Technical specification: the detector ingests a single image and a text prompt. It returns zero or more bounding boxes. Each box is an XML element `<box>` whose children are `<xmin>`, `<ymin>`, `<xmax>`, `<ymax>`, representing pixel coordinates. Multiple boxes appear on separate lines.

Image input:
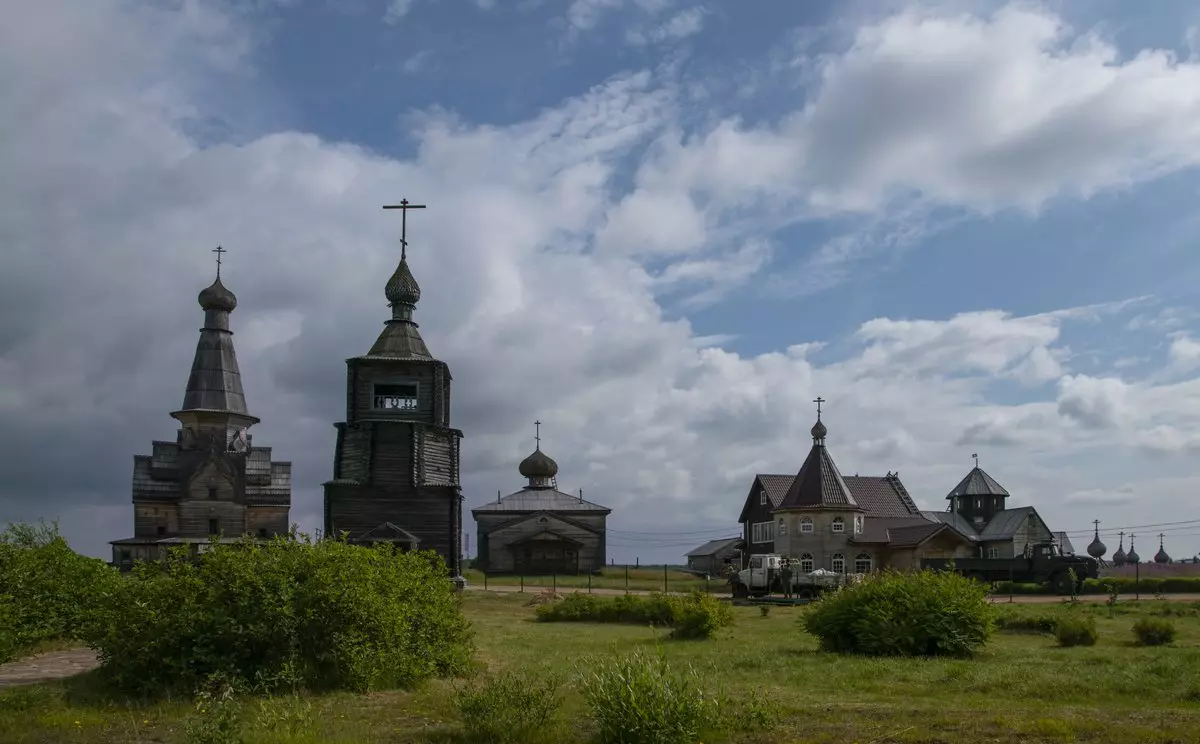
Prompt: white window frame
<box><xmin>854</xmin><ymin>553</ymin><xmax>872</xmax><ymax>573</ymax></box>
<box><xmin>751</xmin><ymin>521</ymin><xmax>775</xmax><ymax>544</ymax></box>
<box><xmin>759</xmin><ymin>489</ymin><xmax>767</xmax><ymax>505</ymax></box>
<box><xmin>800</xmin><ymin>516</ymin><xmax>814</xmax><ymax>533</ymax></box>
<box><xmin>372</xmin><ymin>382</ymin><xmax>419</xmax><ymax>411</ymax></box>
<box><xmin>987</xmin><ymin>547</ymin><xmax>1001</xmax><ymax>559</ymax></box>
<box><xmin>777</xmin><ymin>518</ymin><xmax>787</xmax><ymax>536</ymax></box>
<box><xmin>831</xmin><ymin>553</ymin><xmax>845</xmax><ymax>573</ymax></box>
<box><xmin>798</xmin><ymin>553</ymin><xmax>814</xmax><ymax>573</ymax></box>
<box><xmin>854</xmin><ymin>515</ymin><xmax>864</xmax><ymax>534</ymax></box>
<box><xmin>831</xmin><ymin>516</ymin><xmax>845</xmax><ymax>534</ymax></box>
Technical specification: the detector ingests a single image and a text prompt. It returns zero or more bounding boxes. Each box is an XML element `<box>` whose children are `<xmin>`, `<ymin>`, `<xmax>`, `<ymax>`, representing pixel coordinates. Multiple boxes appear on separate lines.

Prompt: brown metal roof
<box><xmin>775</xmin><ymin>443</ymin><xmax>861</xmax><ymax>512</ymax></box>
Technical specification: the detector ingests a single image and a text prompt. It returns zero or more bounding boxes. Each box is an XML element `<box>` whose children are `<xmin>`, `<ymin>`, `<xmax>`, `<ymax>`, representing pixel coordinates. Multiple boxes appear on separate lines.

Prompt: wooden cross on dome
<box><xmin>382</xmin><ymin>198</ymin><xmax>426</xmax><ymax>260</ymax></box>
<box><xmin>534</xmin><ymin>420</ymin><xmax>542</xmax><ymax>449</ymax></box>
<box><xmin>212</xmin><ymin>245</ymin><xmax>226</xmax><ymax>279</ymax></box>
<box><xmin>813</xmin><ymin>396</ymin><xmax>825</xmax><ymax>420</ymax></box>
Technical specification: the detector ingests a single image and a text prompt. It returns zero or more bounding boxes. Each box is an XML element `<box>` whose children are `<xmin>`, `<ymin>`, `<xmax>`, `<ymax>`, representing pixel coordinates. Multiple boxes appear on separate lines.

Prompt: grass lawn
<box><xmin>2</xmin><ymin>594</ymin><xmax>1199</xmax><ymax>743</ymax></box>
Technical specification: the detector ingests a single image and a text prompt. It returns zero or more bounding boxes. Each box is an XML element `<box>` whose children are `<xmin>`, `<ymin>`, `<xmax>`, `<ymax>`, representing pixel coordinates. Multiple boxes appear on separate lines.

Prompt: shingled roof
<box><xmin>775</xmin><ymin>442</ymin><xmax>860</xmax><ymax>511</ymax></box>
<box><xmin>946</xmin><ymin>466</ymin><xmax>1010</xmax><ymax>500</ymax></box>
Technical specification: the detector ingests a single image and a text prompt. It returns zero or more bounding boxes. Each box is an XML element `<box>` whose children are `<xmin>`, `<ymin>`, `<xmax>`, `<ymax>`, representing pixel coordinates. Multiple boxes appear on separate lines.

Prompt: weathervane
<box><xmin>382</xmin><ymin>198</ymin><xmax>427</xmax><ymax>260</ymax></box>
<box><xmin>212</xmin><ymin>245</ymin><xmax>226</xmax><ymax>279</ymax></box>
<box><xmin>972</xmin><ymin>453</ymin><xmax>979</xmax><ymax>468</ymax></box>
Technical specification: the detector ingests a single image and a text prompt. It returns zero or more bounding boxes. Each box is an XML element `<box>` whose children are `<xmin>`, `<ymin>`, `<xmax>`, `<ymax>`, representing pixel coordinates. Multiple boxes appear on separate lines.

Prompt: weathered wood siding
<box><xmin>245</xmin><ymin>506</ymin><xmax>289</xmax><ymax>536</ymax></box>
<box><xmin>371</xmin><ymin>424</ymin><xmax>413</xmax><ymax>487</ymax></box>
<box><xmin>323</xmin><ymin>483</ymin><xmax>458</xmax><ymax>567</ymax></box>
<box><xmin>421</xmin><ymin>430</ymin><xmax>455</xmax><ymax>485</ymax></box>
<box><xmin>178</xmin><ymin>498</ymin><xmax>247</xmax><ymax>536</ymax></box>
<box><xmin>351</xmin><ymin>361</ymin><xmax>437</xmax><ymax>422</ymax></box>
<box><xmin>482</xmin><ymin>513</ymin><xmax>604</xmax><ymax>574</ymax></box>
<box><xmin>134</xmin><ymin>504</ymin><xmax>179</xmax><ymax>536</ymax></box>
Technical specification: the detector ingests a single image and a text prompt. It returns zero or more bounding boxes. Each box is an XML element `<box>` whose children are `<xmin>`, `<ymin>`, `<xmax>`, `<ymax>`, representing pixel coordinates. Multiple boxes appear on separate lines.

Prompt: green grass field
<box><xmin>2</xmin><ymin>594</ymin><xmax>1199</xmax><ymax>743</ymax></box>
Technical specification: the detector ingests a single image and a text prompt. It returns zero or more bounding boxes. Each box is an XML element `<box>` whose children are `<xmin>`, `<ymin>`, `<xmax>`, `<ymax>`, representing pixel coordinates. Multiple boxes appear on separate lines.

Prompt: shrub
<box><xmin>802</xmin><ymin>569</ymin><xmax>994</xmax><ymax>657</ymax></box>
<box><xmin>536</xmin><ymin>591</ymin><xmax>732</xmax><ymax>639</ymax></box>
<box><xmin>1132</xmin><ymin>617</ymin><xmax>1176</xmax><ymax>647</ymax></box>
<box><xmin>454</xmin><ymin>670</ymin><xmax>563</xmax><ymax>744</ymax></box>
<box><xmin>82</xmin><ymin>534</ymin><xmax>474</xmax><ymax>696</ymax></box>
<box><xmin>0</xmin><ymin>521</ymin><xmax>122</xmax><ymax>661</ymax></box>
<box><xmin>995</xmin><ymin>610</ymin><xmax>1058</xmax><ymax>634</ymax></box>
<box><xmin>1054</xmin><ymin>614</ymin><xmax>1098</xmax><ymax>647</ymax></box>
<box><xmin>579</xmin><ymin>649</ymin><xmax>721</xmax><ymax>744</ymax></box>
<box><xmin>182</xmin><ymin>678</ymin><xmax>242</xmax><ymax>744</ymax></box>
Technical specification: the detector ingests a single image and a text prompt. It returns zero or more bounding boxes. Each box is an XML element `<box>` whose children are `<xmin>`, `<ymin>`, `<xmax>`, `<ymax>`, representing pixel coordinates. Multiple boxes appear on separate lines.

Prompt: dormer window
<box><xmin>373</xmin><ymin>383</ymin><xmax>418</xmax><ymax>411</ymax></box>
<box><xmin>831</xmin><ymin>516</ymin><xmax>845</xmax><ymax>534</ymax></box>
<box><xmin>800</xmin><ymin>517</ymin><xmax>814</xmax><ymax>533</ymax></box>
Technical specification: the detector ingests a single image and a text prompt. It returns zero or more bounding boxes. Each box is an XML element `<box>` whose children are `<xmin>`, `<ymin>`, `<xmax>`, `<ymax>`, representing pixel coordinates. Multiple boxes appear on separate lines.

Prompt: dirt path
<box><xmin>0</xmin><ymin>648</ymin><xmax>99</xmax><ymax>690</ymax></box>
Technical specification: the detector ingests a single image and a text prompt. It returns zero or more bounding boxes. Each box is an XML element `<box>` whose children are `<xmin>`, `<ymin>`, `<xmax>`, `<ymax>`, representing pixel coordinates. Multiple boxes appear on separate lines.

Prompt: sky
<box><xmin>3</xmin><ymin>0</ymin><xmax>1200</xmax><ymax>566</ymax></box>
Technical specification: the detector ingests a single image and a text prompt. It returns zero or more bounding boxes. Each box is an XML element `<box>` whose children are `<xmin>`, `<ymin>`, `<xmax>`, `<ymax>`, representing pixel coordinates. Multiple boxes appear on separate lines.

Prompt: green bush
<box><xmin>802</xmin><ymin>569</ymin><xmax>994</xmax><ymax>657</ymax></box>
<box><xmin>579</xmin><ymin>649</ymin><xmax>721</xmax><ymax>744</ymax></box>
<box><xmin>0</xmin><ymin>520</ymin><xmax>122</xmax><ymax>661</ymax></box>
<box><xmin>82</xmin><ymin>534</ymin><xmax>473</xmax><ymax>696</ymax></box>
<box><xmin>1054</xmin><ymin>614</ymin><xmax>1098</xmax><ymax>647</ymax></box>
<box><xmin>454</xmin><ymin>670</ymin><xmax>563</xmax><ymax>744</ymax></box>
<box><xmin>535</xmin><ymin>591</ymin><xmax>733</xmax><ymax>639</ymax></box>
<box><xmin>1132</xmin><ymin>617</ymin><xmax>1176</xmax><ymax>646</ymax></box>
<box><xmin>994</xmin><ymin>610</ymin><xmax>1059</xmax><ymax>634</ymax></box>
<box><xmin>994</xmin><ymin>577</ymin><xmax>1200</xmax><ymax>596</ymax></box>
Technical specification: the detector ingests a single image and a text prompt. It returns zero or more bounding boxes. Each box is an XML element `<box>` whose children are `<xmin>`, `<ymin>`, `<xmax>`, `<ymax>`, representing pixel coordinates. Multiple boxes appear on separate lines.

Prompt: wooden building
<box><xmin>737</xmin><ymin>406</ymin><xmax>1059</xmax><ymax>573</ymax></box>
<box><xmin>471</xmin><ymin>430</ymin><xmax>610</xmax><ymax>575</ymax></box>
<box><xmin>685</xmin><ymin>537</ymin><xmax>743</xmax><ymax>576</ymax></box>
<box><xmin>110</xmin><ymin>262</ymin><xmax>292</xmax><ymax>569</ymax></box>
<box><xmin>322</xmin><ymin>203</ymin><xmax>465</xmax><ymax>586</ymax></box>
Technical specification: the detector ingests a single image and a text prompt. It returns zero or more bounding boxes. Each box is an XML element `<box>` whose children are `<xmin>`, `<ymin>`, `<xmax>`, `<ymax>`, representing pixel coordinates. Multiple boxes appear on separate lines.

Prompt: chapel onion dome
<box><xmin>1126</xmin><ymin>548</ymin><xmax>1140</xmax><ymax>564</ymax></box>
<box><xmin>811</xmin><ymin>419</ymin><xmax>828</xmax><ymax>441</ymax></box>
<box><xmin>1087</xmin><ymin>535</ymin><xmax>1107</xmax><ymax>559</ymax></box>
<box><xmin>198</xmin><ymin>277</ymin><xmax>237</xmax><ymax>312</ymax></box>
<box><xmin>518</xmin><ymin>447</ymin><xmax>558</xmax><ymax>479</ymax></box>
<box><xmin>1111</xmin><ymin>544</ymin><xmax>1127</xmax><ymax>566</ymax></box>
<box><xmin>1155</xmin><ymin>547</ymin><xmax>1171</xmax><ymax>564</ymax></box>
<box><xmin>385</xmin><ymin>257</ymin><xmax>422</xmax><ymax>307</ymax></box>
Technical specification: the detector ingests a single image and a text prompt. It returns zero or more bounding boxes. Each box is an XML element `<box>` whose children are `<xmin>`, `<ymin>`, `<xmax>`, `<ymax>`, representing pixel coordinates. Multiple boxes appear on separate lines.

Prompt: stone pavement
<box><xmin>0</xmin><ymin>648</ymin><xmax>99</xmax><ymax>690</ymax></box>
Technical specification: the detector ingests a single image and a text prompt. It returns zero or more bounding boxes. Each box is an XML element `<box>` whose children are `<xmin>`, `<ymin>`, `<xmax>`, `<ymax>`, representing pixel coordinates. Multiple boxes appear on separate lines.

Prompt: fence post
<box><xmin>553</xmin><ymin>572</ymin><xmax>557</xmax><ymax>593</ymax></box>
<box><xmin>588</xmin><ymin>571</ymin><xmax>592</xmax><ymax>593</ymax></box>
<box><xmin>520</xmin><ymin>574</ymin><xmax>524</xmax><ymax>593</ymax></box>
<box><xmin>664</xmin><ymin>564</ymin><xmax>668</xmax><ymax>594</ymax></box>
<box><xmin>1136</xmin><ymin>562</ymin><xmax>1140</xmax><ymax>601</ymax></box>
<box><xmin>483</xmin><ymin>572</ymin><xmax>488</xmax><ymax>591</ymax></box>
<box><xmin>625</xmin><ymin>564</ymin><xmax>629</xmax><ymax>594</ymax></box>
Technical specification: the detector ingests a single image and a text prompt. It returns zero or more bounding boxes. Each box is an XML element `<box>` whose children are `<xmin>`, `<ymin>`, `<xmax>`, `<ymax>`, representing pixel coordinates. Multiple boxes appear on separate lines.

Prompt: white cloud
<box><xmin>384</xmin><ymin>0</ymin><xmax>415</xmax><ymax>23</ymax></box>
<box><xmin>626</xmin><ymin>6</ymin><xmax>706</xmax><ymax>46</ymax></box>
<box><xmin>3</xmin><ymin>0</ymin><xmax>1200</xmax><ymax>566</ymax></box>
<box><xmin>1168</xmin><ymin>334</ymin><xmax>1200</xmax><ymax>374</ymax></box>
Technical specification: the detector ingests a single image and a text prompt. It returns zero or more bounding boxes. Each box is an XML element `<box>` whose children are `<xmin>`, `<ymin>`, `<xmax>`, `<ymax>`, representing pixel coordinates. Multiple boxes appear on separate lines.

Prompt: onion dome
<box><xmin>1126</xmin><ymin>546</ymin><xmax>1140</xmax><ymax>564</ymax></box>
<box><xmin>198</xmin><ymin>277</ymin><xmax>237</xmax><ymax>312</ymax></box>
<box><xmin>1111</xmin><ymin>536</ymin><xmax>1127</xmax><ymax>566</ymax></box>
<box><xmin>518</xmin><ymin>447</ymin><xmax>558</xmax><ymax>479</ymax></box>
<box><xmin>385</xmin><ymin>257</ymin><xmax>421</xmax><ymax>307</ymax></box>
<box><xmin>1087</xmin><ymin>534</ymin><xmax>1107</xmax><ymax>559</ymax></box>
<box><xmin>1154</xmin><ymin>547</ymin><xmax>1171</xmax><ymax>564</ymax></box>
<box><xmin>811</xmin><ymin>419</ymin><xmax>828</xmax><ymax>442</ymax></box>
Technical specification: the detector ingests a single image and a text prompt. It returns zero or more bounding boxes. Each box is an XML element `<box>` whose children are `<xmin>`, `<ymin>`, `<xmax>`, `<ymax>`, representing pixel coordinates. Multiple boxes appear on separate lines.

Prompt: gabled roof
<box><xmin>357</xmin><ymin>522</ymin><xmax>420</xmax><ymax>544</ymax></box>
<box><xmin>844</xmin><ymin>475</ymin><xmax>921</xmax><ymax>517</ymax></box>
<box><xmin>686</xmin><ymin>537</ymin><xmax>743</xmax><ymax>558</ymax></box>
<box><xmin>481</xmin><ymin>510</ymin><xmax>604</xmax><ymax>538</ymax></box>
<box><xmin>946</xmin><ymin>466</ymin><xmax>1010</xmax><ymax>500</ymax></box>
<box><xmin>1052</xmin><ymin>532</ymin><xmax>1076</xmax><ymax>555</ymax></box>
<box><xmin>776</xmin><ymin>442</ymin><xmax>861</xmax><ymax>512</ymax></box>
<box><xmin>920</xmin><ymin>510</ymin><xmax>980</xmax><ymax>538</ymax></box>
<box><xmin>510</xmin><ymin>529</ymin><xmax>583</xmax><ymax>547</ymax></box>
<box><xmin>978</xmin><ymin>506</ymin><xmax>1038</xmax><ymax>541</ymax></box>
<box><xmin>472</xmin><ymin>487</ymin><xmax>611</xmax><ymax>514</ymax></box>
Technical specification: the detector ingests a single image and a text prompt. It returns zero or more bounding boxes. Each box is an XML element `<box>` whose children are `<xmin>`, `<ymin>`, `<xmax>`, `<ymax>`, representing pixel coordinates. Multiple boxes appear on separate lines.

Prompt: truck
<box><xmin>729</xmin><ymin>554</ymin><xmax>856</xmax><ymax>600</ymax></box>
<box><xmin>921</xmin><ymin>541</ymin><xmax>1099</xmax><ymax>594</ymax></box>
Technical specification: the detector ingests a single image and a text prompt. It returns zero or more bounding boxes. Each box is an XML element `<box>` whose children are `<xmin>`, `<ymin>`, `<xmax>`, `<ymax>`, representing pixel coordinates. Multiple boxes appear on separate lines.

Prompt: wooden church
<box><xmin>321</xmin><ymin>201</ymin><xmax>466</xmax><ymax>586</ymax></box>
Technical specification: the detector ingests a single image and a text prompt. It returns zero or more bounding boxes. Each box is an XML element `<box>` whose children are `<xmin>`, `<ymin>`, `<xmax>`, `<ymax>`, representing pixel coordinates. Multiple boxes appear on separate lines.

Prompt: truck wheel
<box><xmin>1051</xmin><ymin>573</ymin><xmax>1072</xmax><ymax>595</ymax></box>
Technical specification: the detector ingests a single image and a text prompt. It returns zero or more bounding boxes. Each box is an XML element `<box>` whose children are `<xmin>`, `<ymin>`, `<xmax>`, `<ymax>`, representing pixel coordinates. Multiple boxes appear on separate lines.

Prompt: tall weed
<box><xmin>453</xmin><ymin>670</ymin><xmax>563</xmax><ymax>743</ymax></box>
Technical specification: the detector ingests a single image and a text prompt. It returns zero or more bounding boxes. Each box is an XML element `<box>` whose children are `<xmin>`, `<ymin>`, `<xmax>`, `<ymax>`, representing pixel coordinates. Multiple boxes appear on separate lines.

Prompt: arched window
<box><xmin>800</xmin><ymin>517</ymin><xmax>814</xmax><ymax>533</ymax></box>
<box><xmin>831</xmin><ymin>553</ymin><xmax>845</xmax><ymax>573</ymax></box>
<box><xmin>798</xmin><ymin>553</ymin><xmax>814</xmax><ymax>573</ymax></box>
<box><xmin>855</xmin><ymin>553</ymin><xmax>872</xmax><ymax>573</ymax></box>
<box><xmin>778</xmin><ymin>518</ymin><xmax>787</xmax><ymax>535</ymax></box>
<box><xmin>831</xmin><ymin>516</ymin><xmax>845</xmax><ymax>533</ymax></box>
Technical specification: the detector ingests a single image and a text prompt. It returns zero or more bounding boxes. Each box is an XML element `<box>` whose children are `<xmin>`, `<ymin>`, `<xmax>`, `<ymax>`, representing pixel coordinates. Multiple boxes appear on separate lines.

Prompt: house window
<box><xmin>854</xmin><ymin>515</ymin><xmax>864</xmax><ymax>534</ymax></box>
<box><xmin>373</xmin><ymin>383</ymin><xmax>418</xmax><ymax>411</ymax></box>
<box><xmin>759</xmin><ymin>489</ymin><xmax>767</xmax><ymax>505</ymax></box>
<box><xmin>208</xmin><ymin>518</ymin><xmax>220</xmax><ymax>535</ymax></box>
<box><xmin>156</xmin><ymin>525</ymin><xmax>166</xmax><ymax>536</ymax></box>
<box><xmin>800</xmin><ymin>517</ymin><xmax>813</xmax><ymax>533</ymax></box>
<box><xmin>751</xmin><ymin>521</ymin><xmax>775</xmax><ymax>544</ymax></box>
<box><xmin>855</xmin><ymin>553</ymin><xmax>872</xmax><ymax>573</ymax></box>
<box><xmin>798</xmin><ymin>553</ymin><xmax>814</xmax><ymax>572</ymax></box>
<box><xmin>777</xmin><ymin>518</ymin><xmax>787</xmax><ymax>536</ymax></box>
<box><xmin>258</xmin><ymin>528</ymin><xmax>268</xmax><ymax>538</ymax></box>
<box><xmin>208</xmin><ymin>486</ymin><xmax>218</xmax><ymax>500</ymax></box>
<box><xmin>831</xmin><ymin>517</ymin><xmax>845</xmax><ymax>534</ymax></box>
<box><xmin>987</xmin><ymin>547</ymin><xmax>1001</xmax><ymax>559</ymax></box>
<box><xmin>831</xmin><ymin>553</ymin><xmax>845</xmax><ymax>573</ymax></box>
